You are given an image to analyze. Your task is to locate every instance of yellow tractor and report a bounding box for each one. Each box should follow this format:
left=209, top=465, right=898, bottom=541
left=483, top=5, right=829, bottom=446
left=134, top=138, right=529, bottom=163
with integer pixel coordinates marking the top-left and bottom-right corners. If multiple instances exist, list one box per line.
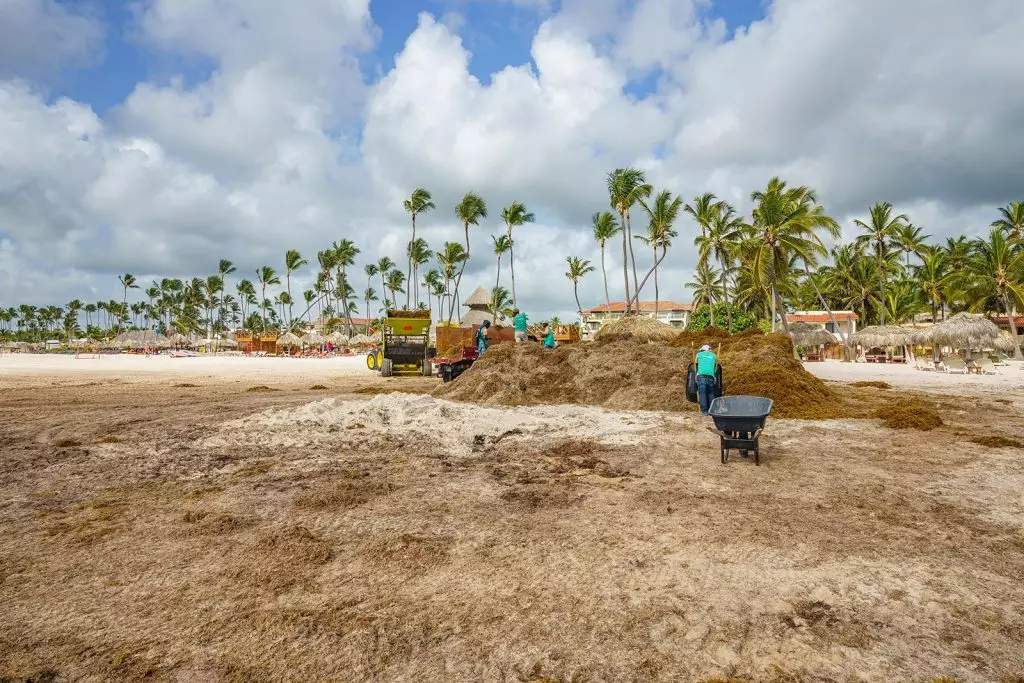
left=366, top=310, right=433, bottom=377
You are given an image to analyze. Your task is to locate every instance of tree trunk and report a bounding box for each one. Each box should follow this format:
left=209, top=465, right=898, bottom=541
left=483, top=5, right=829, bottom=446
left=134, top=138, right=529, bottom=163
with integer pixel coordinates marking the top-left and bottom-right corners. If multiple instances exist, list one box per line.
left=653, top=245, right=659, bottom=316
left=573, top=282, right=582, bottom=317
left=1003, top=293, right=1024, bottom=360
left=708, top=269, right=716, bottom=329
left=495, top=255, right=501, bottom=294
left=600, top=244, right=611, bottom=312
left=770, top=279, right=777, bottom=333
left=930, top=301, right=940, bottom=362
left=619, top=210, right=631, bottom=314
left=448, top=225, right=471, bottom=325
left=627, top=248, right=672, bottom=309
left=877, top=242, right=886, bottom=326
left=722, top=251, right=733, bottom=333
left=407, top=213, right=415, bottom=310
left=286, top=273, right=293, bottom=328
left=626, top=210, right=639, bottom=309
left=508, top=226, right=517, bottom=307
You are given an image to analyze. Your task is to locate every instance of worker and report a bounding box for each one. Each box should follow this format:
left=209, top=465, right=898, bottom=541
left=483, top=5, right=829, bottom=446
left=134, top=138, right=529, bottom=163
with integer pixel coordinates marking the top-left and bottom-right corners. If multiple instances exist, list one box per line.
left=542, top=323, right=556, bottom=349
left=512, top=308, right=528, bottom=343
left=695, top=343, right=718, bottom=415
left=476, top=319, right=492, bottom=355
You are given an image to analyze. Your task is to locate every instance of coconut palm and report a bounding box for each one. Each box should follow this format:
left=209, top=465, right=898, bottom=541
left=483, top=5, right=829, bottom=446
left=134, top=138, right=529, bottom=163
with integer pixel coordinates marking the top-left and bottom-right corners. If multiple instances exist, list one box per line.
left=403, top=188, right=435, bottom=307
left=893, top=223, right=930, bottom=270
left=962, top=228, right=1024, bottom=358
left=490, top=286, right=514, bottom=321
left=423, top=269, right=442, bottom=320
left=915, top=248, right=951, bottom=325
left=992, top=201, right=1024, bottom=242
left=385, top=269, right=406, bottom=309
left=854, top=202, right=910, bottom=326
left=255, top=266, right=280, bottom=328
left=687, top=261, right=724, bottom=311
left=284, top=250, right=307, bottom=326
left=332, top=240, right=359, bottom=335
left=592, top=211, right=620, bottom=314
left=491, top=234, right=512, bottom=294
left=632, top=189, right=682, bottom=312
left=436, top=242, right=467, bottom=321
left=236, top=279, right=256, bottom=328
left=375, top=256, right=395, bottom=312
left=363, top=287, right=379, bottom=331
left=749, top=178, right=839, bottom=332
left=684, top=192, right=720, bottom=240
left=217, top=259, right=235, bottom=328
left=116, top=274, right=138, bottom=335
left=408, top=238, right=431, bottom=308
left=449, top=192, right=488, bottom=323
left=500, top=201, right=535, bottom=305
left=607, top=168, right=652, bottom=312
left=696, top=202, right=746, bottom=331
left=565, top=256, right=595, bottom=316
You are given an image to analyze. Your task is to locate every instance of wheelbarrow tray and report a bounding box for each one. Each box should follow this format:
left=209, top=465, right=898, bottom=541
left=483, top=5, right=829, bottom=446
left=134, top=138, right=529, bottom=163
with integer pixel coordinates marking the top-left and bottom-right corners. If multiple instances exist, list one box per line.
left=708, top=396, right=773, bottom=465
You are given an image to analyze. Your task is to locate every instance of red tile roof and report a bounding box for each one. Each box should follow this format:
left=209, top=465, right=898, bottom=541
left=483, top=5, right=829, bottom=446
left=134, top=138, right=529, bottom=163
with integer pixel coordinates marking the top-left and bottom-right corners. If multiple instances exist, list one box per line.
left=583, top=301, right=692, bottom=314
left=993, top=315, right=1024, bottom=325
left=786, top=312, right=858, bottom=323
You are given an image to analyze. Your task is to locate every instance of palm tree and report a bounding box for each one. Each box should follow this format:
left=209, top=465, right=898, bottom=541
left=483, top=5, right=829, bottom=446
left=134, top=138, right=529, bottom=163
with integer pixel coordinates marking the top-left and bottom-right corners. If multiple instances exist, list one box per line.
left=854, top=202, right=910, bottom=326
left=894, top=223, right=930, bottom=270
left=749, top=178, right=839, bottom=332
left=385, top=270, right=406, bottom=309
left=500, top=201, right=535, bottom=306
left=592, top=211, right=620, bottom=314
left=992, top=201, right=1024, bottom=242
left=436, top=242, right=467, bottom=323
left=363, top=287, right=379, bottom=331
left=403, top=188, right=435, bottom=308
left=687, top=261, right=724, bottom=311
left=284, top=250, right=307, bottom=326
left=255, top=266, right=280, bottom=328
left=332, top=239, right=359, bottom=335
left=963, top=229, right=1024, bottom=359
left=915, top=248, right=950, bottom=328
left=490, top=286, right=513, bottom=321
left=450, top=192, right=488, bottom=323
left=236, top=279, right=256, bottom=328
left=491, top=234, right=512, bottom=293
left=684, top=192, right=720, bottom=240
left=408, top=238, right=431, bottom=307
left=218, top=259, right=235, bottom=329
left=696, top=202, right=745, bottom=331
left=607, top=168, right=652, bottom=312
left=117, top=273, right=138, bottom=335
left=631, top=189, right=682, bottom=311
left=423, top=269, right=442, bottom=319
left=565, top=256, right=595, bottom=316
left=376, top=256, right=395, bottom=313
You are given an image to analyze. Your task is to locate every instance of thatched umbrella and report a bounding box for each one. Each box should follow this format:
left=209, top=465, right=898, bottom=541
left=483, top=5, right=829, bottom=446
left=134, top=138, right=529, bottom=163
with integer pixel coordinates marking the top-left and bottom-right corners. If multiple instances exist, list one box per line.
left=348, top=333, right=374, bottom=347
left=327, top=331, right=349, bottom=346
left=850, top=325, right=916, bottom=348
left=913, top=312, right=1008, bottom=360
left=788, top=322, right=838, bottom=347
left=276, top=332, right=301, bottom=347
left=301, top=331, right=324, bottom=347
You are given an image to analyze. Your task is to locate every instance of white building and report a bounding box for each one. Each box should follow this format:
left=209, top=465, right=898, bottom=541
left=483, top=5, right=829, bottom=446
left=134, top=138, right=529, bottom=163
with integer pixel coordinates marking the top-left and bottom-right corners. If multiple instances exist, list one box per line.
left=580, top=301, right=693, bottom=340
left=785, top=311, right=859, bottom=341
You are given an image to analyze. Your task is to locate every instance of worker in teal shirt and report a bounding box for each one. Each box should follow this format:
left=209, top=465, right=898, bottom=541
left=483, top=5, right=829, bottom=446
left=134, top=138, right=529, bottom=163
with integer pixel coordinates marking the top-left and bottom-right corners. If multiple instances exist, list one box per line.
left=542, top=323, right=556, bottom=349
left=512, top=308, right=528, bottom=343
left=695, top=343, right=717, bottom=415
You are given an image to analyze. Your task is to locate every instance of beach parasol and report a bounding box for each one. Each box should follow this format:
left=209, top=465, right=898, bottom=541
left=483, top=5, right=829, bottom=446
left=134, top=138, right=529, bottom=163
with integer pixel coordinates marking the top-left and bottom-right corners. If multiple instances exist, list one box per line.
left=327, top=331, right=349, bottom=345
left=300, top=331, right=324, bottom=346
left=787, top=322, right=838, bottom=347
left=850, top=325, right=916, bottom=348
left=912, top=312, right=1005, bottom=351
left=276, top=331, right=301, bottom=347
left=348, top=333, right=374, bottom=346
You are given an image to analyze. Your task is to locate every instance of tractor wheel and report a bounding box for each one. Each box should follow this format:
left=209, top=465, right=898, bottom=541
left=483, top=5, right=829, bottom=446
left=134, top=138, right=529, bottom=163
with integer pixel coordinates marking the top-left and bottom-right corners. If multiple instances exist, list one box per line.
left=421, top=360, right=433, bottom=377
left=381, top=359, right=393, bottom=377
left=366, top=352, right=377, bottom=370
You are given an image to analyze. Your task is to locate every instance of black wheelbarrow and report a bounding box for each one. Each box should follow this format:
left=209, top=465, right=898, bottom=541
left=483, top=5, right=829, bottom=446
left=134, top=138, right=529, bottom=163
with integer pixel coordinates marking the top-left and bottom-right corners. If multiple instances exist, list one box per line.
left=708, top=396, right=773, bottom=465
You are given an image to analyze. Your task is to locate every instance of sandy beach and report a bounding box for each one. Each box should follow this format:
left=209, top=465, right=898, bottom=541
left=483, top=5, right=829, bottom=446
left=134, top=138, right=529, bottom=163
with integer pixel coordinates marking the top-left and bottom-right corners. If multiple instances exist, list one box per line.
left=2, top=354, right=1023, bottom=681
left=805, top=358, right=1024, bottom=391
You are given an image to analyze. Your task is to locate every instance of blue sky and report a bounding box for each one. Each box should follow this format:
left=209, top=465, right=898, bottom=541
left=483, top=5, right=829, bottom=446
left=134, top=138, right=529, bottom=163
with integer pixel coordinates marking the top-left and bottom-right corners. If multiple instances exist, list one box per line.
left=52, top=0, right=767, bottom=114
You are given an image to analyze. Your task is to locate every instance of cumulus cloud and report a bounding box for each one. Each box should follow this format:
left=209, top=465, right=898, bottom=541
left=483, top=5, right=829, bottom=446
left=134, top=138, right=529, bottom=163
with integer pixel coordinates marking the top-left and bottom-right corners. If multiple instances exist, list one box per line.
left=0, top=0, right=105, bottom=79
left=1, top=0, right=1022, bottom=319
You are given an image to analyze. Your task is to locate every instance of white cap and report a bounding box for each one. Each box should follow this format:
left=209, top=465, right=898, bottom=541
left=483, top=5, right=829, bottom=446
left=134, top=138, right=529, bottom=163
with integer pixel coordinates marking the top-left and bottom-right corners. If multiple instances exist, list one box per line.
left=700, top=344, right=712, bottom=351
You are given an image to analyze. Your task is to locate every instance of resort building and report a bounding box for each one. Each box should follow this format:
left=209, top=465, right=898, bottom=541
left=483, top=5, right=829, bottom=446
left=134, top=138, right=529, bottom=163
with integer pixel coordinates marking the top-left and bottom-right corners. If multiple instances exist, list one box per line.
left=992, top=314, right=1024, bottom=337
left=785, top=311, right=859, bottom=341
left=580, top=301, right=693, bottom=340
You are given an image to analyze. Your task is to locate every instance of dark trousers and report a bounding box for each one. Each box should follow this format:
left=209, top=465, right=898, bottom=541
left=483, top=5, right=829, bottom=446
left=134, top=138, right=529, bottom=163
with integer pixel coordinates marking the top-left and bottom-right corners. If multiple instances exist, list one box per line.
left=696, top=375, right=715, bottom=415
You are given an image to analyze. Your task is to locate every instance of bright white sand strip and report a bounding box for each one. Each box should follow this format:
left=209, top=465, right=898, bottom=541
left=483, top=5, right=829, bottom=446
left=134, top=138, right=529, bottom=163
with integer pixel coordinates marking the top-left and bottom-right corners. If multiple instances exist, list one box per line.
left=804, top=358, right=1024, bottom=390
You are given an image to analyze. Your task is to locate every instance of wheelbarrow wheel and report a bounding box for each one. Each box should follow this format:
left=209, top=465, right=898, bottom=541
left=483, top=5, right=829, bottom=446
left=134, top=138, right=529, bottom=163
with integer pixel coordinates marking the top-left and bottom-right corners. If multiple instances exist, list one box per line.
left=381, top=358, right=393, bottom=377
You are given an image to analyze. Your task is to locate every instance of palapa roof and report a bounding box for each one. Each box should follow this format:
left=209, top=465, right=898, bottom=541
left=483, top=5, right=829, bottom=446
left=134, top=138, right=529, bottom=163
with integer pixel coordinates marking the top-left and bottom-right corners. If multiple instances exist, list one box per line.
left=349, top=333, right=374, bottom=345
left=788, top=322, right=838, bottom=346
left=912, top=313, right=1005, bottom=349
left=850, top=325, right=916, bottom=347
left=462, top=287, right=491, bottom=308
left=276, top=332, right=301, bottom=346
left=459, top=308, right=492, bottom=327
left=114, top=330, right=168, bottom=344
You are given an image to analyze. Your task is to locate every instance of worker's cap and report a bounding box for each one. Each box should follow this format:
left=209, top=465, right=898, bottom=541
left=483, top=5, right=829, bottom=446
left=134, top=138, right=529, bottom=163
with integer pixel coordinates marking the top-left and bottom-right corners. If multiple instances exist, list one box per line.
left=700, top=344, right=712, bottom=351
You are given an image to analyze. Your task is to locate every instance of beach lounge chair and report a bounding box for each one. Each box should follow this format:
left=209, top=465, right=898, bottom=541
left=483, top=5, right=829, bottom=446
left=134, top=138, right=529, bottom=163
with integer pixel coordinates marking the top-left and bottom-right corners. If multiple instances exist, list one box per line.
left=976, top=358, right=997, bottom=375
left=944, top=358, right=967, bottom=374
left=915, top=357, right=935, bottom=371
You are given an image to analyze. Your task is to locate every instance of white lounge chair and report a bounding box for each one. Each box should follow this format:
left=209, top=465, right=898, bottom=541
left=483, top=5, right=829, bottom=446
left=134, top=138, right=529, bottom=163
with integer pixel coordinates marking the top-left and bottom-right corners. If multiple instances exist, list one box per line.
left=944, top=358, right=967, bottom=374
left=915, top=357, right=935, bottom=371
left=976, top=358, right=997, bottom=375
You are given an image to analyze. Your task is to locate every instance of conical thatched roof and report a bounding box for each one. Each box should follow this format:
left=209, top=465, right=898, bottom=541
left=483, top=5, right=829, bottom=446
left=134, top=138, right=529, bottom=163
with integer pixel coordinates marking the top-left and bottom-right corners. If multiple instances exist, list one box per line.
left=912, top=312, right=1004, bottom=349
left=327, top=331, right=349, bottom=345
left=788, top=322, right=838, bottom=347
left=276, top=332, right=301, bottom=346
left=349, top=333, right=374, bottom=345
left=463, top=286, right=491, bottom=307
left=301, top=331, right=324, bottom=345
left=114, top=330, right=168, bottom=345
left=460, top=308, right=492, bottom=327
left=851, top=325, right=915, bottom=348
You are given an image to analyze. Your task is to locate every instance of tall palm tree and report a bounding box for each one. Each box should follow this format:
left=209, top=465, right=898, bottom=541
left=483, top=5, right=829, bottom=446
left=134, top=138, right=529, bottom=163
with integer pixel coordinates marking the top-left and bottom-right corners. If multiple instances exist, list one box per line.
left=376, top=256, right=395, bottom=313
left=117, top=274, right=138, bottom=335
left=408, top=238, right=431, bottom=307
left=894, top=223, right=930, bottom=270
left=915, top=248, right=950, bottom=327
left=684, top=192, right=719, bottom=240
left=363, top=287, right=379, bottom=331
left=385, top=270, right=406, bottom=309
left=565, top=256, right=595, bottom=316
left=687, top=261, right=724, bottom=311
left=632, top=189, right=682, bottom=311
left=696, top=202, right=745, bottom=331
left=490, top=285, right=513, bottom=321
left=404, top=188, right=435, bottom=307
left=992, top=201, right=1024, bottom=242
left=332, top=240, right=359, bottom=335
left=854, top=201, right=910, bottom=326
left=436, top=242, right=467, bottom=323
left=217, top=259, right=235, bottom=329
left=591, top=211, right=620, bottom=315
left=963, top=228, right=1024, bottom=359
left=607, top=168, right=652, bottom=312
left=500, top=201, right=535, bottom=305
left=491, top=234, right=512, bottom=294
left=255, top=266, right=280, bottom=328
left=284, top=250, right=307, bottom=326
left=749, top=178, right=839, bottom=332
left=423, top=269, right=442, bottom=320
left=450, top=192, right=487, bottom=323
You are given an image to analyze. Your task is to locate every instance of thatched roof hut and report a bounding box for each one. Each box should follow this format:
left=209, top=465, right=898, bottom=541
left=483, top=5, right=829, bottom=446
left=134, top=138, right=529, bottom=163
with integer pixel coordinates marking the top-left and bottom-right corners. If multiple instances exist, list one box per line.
left=850, top=325, right=915, bottom=348
left=276, top=332, right=301, bottom=347
left=349, top=333, right=374, bottom=346
left=912, top=312, right=1004, bottom=350
left=788, top=322, right=838, bottom=347
left=300, top=331, right=324, bottom=346
left=114, top=330, right=169, bottom=347
left=327, top=331, right=349, bottom=345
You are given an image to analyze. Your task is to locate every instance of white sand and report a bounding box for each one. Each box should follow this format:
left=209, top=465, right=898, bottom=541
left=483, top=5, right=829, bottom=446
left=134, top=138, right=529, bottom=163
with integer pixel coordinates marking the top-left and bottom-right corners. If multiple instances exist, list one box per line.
left=805, top=358, right=1024, bottom=391
left=0, top=352, right=374, bottom=379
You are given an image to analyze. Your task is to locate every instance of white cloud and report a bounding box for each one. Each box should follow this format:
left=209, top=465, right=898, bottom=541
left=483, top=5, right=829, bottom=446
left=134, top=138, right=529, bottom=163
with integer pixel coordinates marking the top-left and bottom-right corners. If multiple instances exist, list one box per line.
left=1, top=0, right=1023, bottom=320
left=0, top=0, right=105, bottom=79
